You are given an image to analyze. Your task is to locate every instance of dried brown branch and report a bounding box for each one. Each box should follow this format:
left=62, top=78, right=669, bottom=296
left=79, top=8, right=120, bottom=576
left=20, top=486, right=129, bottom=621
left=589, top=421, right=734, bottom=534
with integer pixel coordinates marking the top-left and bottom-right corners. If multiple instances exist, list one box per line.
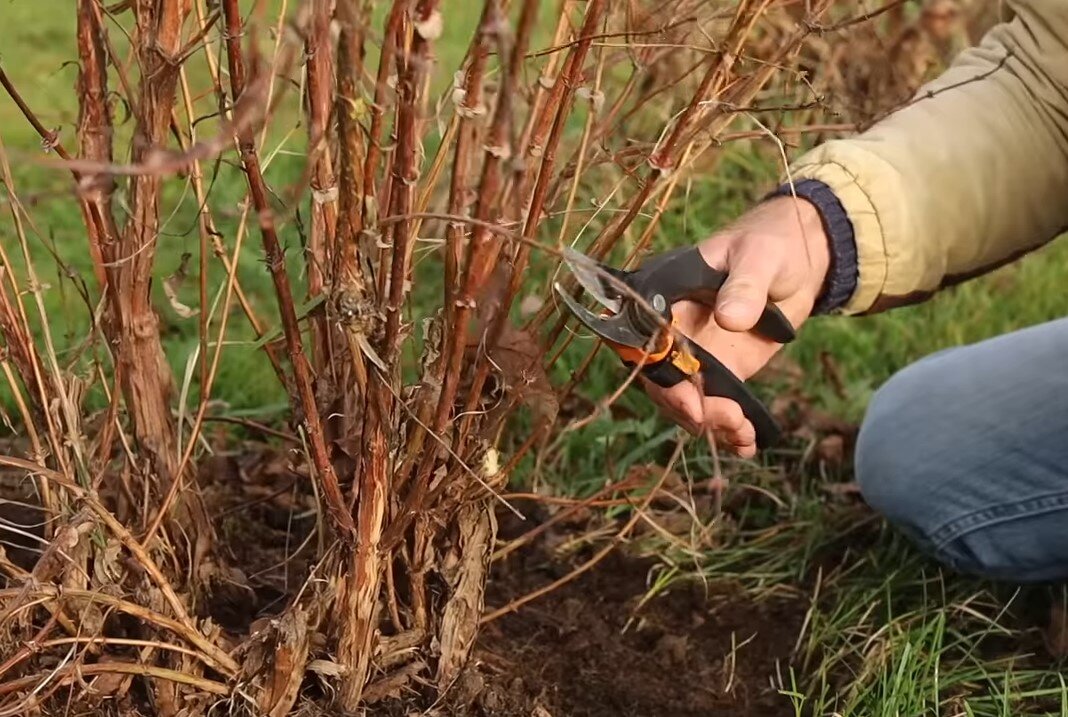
left=305, top=0, right=338, bottom=372
left=220, top=0, right=355, bottom=540
left=0, top=662, right=229, bottom=699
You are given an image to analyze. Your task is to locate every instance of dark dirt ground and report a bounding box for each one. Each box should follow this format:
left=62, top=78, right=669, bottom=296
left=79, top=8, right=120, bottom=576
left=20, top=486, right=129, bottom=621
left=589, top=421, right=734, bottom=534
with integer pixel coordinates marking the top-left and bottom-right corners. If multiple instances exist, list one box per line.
left=189, top=448, right=813, bottom=717
left=448, top=546, right=808, bottom=717
left=4, top=437, right=1059, bottom=717
left=0, top=448, right=812, bottom=717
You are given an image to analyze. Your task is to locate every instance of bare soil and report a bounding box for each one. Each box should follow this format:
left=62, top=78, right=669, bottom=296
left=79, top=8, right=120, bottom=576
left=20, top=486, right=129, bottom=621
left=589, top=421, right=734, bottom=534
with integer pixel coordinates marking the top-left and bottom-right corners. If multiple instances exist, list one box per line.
left=447, top=545, right=808, bottom=717
left=0, top=446, right=809, bottom=717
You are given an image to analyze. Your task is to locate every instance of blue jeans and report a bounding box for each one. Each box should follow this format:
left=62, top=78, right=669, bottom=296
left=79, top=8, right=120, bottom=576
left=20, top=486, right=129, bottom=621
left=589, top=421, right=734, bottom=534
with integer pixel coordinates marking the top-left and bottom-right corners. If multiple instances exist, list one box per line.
left=856, top=317, right=1068, bottom=583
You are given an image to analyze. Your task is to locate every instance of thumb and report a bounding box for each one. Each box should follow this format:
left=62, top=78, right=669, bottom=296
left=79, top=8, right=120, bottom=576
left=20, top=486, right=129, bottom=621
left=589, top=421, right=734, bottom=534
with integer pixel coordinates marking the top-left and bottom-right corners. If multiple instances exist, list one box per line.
left=710, top=240, right=779, bottom=332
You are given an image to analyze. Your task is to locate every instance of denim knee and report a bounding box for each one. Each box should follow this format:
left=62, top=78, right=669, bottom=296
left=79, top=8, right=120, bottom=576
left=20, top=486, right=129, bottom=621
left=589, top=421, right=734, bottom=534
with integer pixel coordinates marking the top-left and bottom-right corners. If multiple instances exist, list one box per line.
left=854, top=356, right=994, bottom=576
left=854, top=353, right=1068, bottom=583
left=854, top=358, right=944, bottom=533
left=853, top=322, right=1068, bottom=583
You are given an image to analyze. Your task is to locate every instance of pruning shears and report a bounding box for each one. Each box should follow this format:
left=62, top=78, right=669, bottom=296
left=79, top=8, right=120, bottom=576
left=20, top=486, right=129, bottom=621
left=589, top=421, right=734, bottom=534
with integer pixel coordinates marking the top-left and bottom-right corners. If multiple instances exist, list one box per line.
left=554, top=246, right=796, bottom=449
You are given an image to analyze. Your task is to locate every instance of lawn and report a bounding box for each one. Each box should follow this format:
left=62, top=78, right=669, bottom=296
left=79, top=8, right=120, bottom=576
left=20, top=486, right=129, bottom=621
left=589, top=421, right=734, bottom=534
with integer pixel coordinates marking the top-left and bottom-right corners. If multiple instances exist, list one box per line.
left=2, top=1, right=1067, bottom=714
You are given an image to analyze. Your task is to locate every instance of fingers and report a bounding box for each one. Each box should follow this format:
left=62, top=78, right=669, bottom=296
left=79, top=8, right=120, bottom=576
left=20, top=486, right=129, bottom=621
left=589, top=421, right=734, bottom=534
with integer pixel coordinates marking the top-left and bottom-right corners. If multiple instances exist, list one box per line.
left=643, top=377, right=703, bottom=430
left=643, top=377, right=758, bottom=458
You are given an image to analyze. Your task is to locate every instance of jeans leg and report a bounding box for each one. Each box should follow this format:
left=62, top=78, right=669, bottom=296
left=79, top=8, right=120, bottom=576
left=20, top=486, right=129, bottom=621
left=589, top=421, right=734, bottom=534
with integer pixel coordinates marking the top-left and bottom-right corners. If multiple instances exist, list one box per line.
left=854, top=317, right=1068, bottom=583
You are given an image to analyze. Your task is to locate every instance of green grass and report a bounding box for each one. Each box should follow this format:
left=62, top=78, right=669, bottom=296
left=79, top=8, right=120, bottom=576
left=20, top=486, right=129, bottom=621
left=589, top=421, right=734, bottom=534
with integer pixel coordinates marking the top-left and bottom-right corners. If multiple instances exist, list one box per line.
left=2, top=2, right=1067, bottom=714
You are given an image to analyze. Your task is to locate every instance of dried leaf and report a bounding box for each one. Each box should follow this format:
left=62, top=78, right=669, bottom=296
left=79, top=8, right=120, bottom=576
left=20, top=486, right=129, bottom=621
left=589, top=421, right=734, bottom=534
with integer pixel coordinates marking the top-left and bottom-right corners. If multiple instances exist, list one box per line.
left=420, top=313, right=444, bottom=369
left=414, top=10, right=443, bottom=40
left=92, top=538, right=124, bottom=585
left=817, top=434, right=845, bottom=465
left=257, top=608, right=310, bottom=717
left=485, top=323, right=559, bottom=426
left=436, top=504, right=494, bottom=686
left=87, top=669, right=127, bottom=701
left=481, top=447, right=499, bottom=480
left=377, top=629, right=427, bottom=669
left=355, top=332, right=388, bottom=372
left=363, top=660, right=428, bottom=703
left=519, top=294, right=543, bottom=317
left=576, top=86, right=605, bottom=112
left=162, top=252, right=199, bottom=319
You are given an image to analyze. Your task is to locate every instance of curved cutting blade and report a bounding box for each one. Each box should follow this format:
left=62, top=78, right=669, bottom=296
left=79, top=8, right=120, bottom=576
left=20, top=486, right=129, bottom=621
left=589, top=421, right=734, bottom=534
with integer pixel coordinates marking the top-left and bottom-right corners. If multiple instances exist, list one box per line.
left=561, top=247, right=622, bottom=314
left=553, top=281, right=649, bottom=349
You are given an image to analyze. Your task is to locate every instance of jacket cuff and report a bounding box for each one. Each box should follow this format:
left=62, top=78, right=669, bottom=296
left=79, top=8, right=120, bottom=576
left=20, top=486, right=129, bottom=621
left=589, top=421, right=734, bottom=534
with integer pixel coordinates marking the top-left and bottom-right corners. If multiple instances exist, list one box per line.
left=766, top=179, right=858, bottom=314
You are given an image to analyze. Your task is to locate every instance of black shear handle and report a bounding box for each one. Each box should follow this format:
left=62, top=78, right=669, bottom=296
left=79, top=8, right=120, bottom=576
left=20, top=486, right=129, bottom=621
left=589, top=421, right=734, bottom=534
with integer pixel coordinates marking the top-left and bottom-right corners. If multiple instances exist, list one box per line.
left=641, top=339, right=781, bottom=450
left=632, top=246, right=796, bottom=344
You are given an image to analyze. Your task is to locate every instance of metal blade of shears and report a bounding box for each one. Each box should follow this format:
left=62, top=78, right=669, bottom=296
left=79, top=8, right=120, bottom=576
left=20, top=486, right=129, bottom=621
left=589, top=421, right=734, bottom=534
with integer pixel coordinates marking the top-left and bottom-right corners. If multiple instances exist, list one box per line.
left=560, top=247, right=622, bottom=314
left=552, top=281, right=650, bottom=349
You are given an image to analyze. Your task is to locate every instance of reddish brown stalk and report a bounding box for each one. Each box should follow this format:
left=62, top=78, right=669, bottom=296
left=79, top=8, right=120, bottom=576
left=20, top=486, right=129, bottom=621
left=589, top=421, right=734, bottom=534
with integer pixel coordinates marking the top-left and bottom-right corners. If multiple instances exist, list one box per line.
left=101, top=2, right=219, bottom=575
left=380, top=0, right=551, bottom=555
left=429, top=0, right=538, bottom=414
left=363, top=0, right=407, bottom=239
left=455, top=0, right=606, bottom=441
left=380, top=0, right=441, bottom=361
left=383, top=0, right=540, bottom=544
left=373, top=4, right=410, bottom=304
left=332, top=0, right=375, bottom=422
left=391, top=0, right=504, bottom=491
left=74, top=0, right=116, bottom=293
left=442, top=4, right=495, bottom=308
left=336, top=2, right=443, bottom=708
left=334, top=0, right=371, bottom=277
left=512, top=3, right=572, bottom=186
left=336, top=428, right=389, bottom=708
left=306, top=0, right=338, bottom=371
left=220, top=0, right=355, bottom=539
left=535, top=0, right=765, bottom=348
left=515, top=0, right=607, bottom=209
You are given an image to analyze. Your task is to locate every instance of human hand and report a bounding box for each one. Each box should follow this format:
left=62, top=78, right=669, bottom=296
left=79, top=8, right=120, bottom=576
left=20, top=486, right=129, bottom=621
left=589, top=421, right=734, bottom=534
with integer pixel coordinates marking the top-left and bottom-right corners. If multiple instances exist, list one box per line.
left=645, top=194, right=832, bottom=457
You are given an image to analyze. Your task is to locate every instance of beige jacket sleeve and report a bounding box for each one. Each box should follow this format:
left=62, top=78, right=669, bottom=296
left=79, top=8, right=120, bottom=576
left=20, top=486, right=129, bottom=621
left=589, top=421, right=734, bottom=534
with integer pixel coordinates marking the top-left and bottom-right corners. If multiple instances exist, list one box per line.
left=790, top=0, right=1068, bottom=315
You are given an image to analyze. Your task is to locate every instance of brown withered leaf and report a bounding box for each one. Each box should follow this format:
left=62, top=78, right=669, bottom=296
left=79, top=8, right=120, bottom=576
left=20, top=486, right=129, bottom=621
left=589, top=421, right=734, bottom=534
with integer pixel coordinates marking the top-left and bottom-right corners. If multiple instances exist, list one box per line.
left=162, top=252, right=199, bottom=319
left=436, top=503, right=495, bottom=687
left=362, top=659, right=428, bottom=704
left=85, top=657, right=131, bottom=703
left=307, top=658, right=347, bottom=677
left=485, top=323, right=559, bottom=426
left=822, top=481, right=862, bottom=498
left=92, top=537, right=124, bottom=585
left=817, top=434, right=846, bottom=466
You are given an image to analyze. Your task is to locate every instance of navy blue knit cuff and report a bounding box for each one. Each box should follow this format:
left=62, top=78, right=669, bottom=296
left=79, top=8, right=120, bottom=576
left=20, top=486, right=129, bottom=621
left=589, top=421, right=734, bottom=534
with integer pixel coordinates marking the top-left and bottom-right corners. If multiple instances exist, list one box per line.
left=766, top=179, right=858, bottom=314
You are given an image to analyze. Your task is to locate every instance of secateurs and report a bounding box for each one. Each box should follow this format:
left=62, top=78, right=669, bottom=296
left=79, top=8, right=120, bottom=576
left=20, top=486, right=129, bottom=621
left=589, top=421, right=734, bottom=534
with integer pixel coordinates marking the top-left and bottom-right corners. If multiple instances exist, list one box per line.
left=554, top=246, right=796, bottom=449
